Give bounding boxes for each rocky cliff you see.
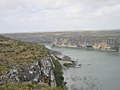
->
[3,31,120,52]
[0,35,63,90]
[51,32,120,52]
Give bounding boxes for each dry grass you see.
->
[0,82,64,90]
[0,35,48,64]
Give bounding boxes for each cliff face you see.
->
[3,57,56,87]
[3,31,120,52]
[0,35,63,89]
[51,34,120,52]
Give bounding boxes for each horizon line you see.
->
[1,29,120,34]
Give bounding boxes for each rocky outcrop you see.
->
[62,56,72,61]
[0,56,57,87]
[0,35,64,90]
[52,36,120,52]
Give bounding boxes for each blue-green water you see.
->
[46,45,120,90]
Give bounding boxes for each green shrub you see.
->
[52,58,63,87]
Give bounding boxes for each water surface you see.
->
[46,45,120,90]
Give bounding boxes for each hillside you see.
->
[0,35,64,90]
[0,35,48,64]
[4,31,120,52]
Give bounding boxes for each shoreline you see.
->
[51,45,120,53]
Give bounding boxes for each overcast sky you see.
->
[0,0,120,33]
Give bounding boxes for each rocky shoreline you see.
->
[52,44,120,53]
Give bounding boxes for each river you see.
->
[46,45,120,90]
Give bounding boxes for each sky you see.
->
[0,0,120,33]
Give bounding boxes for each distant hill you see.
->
[3,30,120,44]
[3,31,120,52]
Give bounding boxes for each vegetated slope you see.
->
[0,35,48,64]
[0,35,63,90]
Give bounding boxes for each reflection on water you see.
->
[68,76,98,90]
[45,45,120,90]
[63,67,100,90]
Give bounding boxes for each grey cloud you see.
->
[0,0,120,33]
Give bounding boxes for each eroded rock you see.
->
[4,57,57,87]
